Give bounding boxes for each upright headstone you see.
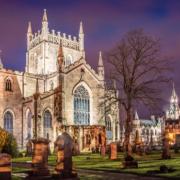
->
[53,132,77,178]
[0,153,11,180]
[101,146,106,157]
[30,138,50,177]
[26,139,33,156]
[110,143,117,160]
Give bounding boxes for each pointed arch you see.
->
[43,108,52,139]
[3,109,14,134]
[106,115,113,140]
[65,54,73,66]
[73,83,91,125]
[5,77,13,91]
[26,108,32,139]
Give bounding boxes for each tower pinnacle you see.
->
[27,21,32,34]
[43,9,48,22]
[135,111,139,120]
[98,51,103,67]
[171,82,178,104]
[0,50,3,69]
[97,51,104,81]
[79,21,84,34]
[41,9,49,40]
[79,21,84,53]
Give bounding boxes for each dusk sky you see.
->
[0,0,180,116]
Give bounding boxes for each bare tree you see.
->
[105,29,170,158]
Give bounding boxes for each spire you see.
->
[98,51,103,67]
[135,111,139,120]
[79,21,84,34]
[79,21,84,53]
[42,9,48,22]
[0,50,3,69]
[172,82,177,98]
[42,9,49,40]
[27,21,32,34]
[98,51,104,81]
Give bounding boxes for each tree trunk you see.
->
[124,109,132,158]
[162,130,171,159]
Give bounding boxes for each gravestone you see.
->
[101,146,106,157]
[0,153,11,180]
[29,138,50,177]
[26,139,33,156]
[73,141,80,156]
[53,132,77,178]
[110,143,117,160]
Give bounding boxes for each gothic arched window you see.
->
[43,110,52,138]
[4,111,13,133]
[105,116,112,131]
[50,81,54,90]
[27,111,32,139]
[74,85,90,125]
[65,54,73,66]
[105,116,112,140]
[5,79,12,91]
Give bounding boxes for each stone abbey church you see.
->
[0,10,120,150]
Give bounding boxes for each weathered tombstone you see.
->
[101,146,106,157]
[29,138,50,177]
[109,143,117,160]
[73,141,80,156]
[0,153,11,180]
[26,139,33,156]
[162,131,171,159]
[53,132,77,178]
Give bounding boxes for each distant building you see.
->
[166,83,180,120]
[131,111,163,146]
[165,84,180,145]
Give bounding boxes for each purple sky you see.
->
[0,0,180,116]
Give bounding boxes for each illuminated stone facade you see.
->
[165,119,180,145]
[165,84,180,145]
[0,10,120,150]
[131,111,163,146]
[166,84,180,120]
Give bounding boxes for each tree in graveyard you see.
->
[104,29,170,159]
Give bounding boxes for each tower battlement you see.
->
[28,29,80,51]
[26,9,84,75]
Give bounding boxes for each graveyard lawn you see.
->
[12,151,180,178]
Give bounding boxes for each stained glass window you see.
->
[105,116,112,131]
[4,111,13,133]
[74,85,90,125]
[43,110,52,138]
[105,116,112,140]
[27,111,32,139]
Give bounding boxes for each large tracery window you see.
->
[74,85,90,125]
[43,110,52,139]
[4,111,13,134]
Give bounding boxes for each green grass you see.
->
[12,151,180,178]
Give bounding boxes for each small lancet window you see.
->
[5,79,12,91]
